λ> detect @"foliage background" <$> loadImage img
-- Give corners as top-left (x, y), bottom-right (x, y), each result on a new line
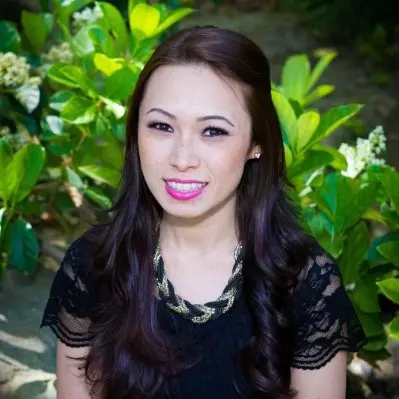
top-left (0, 0), bottom-right (398, 397)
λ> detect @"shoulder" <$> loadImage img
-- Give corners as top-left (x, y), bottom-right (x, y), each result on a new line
top-left (61, 225), bottom-right (104, 277)
top-left (295, 243), bottom-right (341, 293)
top-left (291, 241), bottom-right (367, 369)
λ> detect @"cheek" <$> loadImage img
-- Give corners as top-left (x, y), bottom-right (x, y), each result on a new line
top-left (138, 131), bottom-right (163, 170)
top-left (212, 142), bottom-right (249, 181)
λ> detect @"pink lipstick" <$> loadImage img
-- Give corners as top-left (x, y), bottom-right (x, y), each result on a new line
top-left (164, 179), bottom-right (207, 201)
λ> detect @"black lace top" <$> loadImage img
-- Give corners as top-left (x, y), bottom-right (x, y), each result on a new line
top-left (40, 233), bottom-right (367, 398)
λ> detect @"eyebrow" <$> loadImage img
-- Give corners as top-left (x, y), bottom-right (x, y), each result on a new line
top-left (145, 107), bottom-right (235, 127)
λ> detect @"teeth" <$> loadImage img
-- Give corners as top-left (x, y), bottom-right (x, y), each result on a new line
top-left (167, 181), bottom-right (205, 192)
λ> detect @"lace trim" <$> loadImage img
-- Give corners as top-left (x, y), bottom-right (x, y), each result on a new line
top-left (291, 248), bottom-right (367, 369)
top-left (40, 236), bottom-right (94, 347)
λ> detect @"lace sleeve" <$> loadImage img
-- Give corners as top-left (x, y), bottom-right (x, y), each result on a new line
top-left (291, 246), bottom-right (367, 370)
top-left (40, 234), bottom-right (96, 347)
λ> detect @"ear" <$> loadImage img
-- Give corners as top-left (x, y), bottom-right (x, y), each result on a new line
top-left (247, 145), bottom-right (262, 161)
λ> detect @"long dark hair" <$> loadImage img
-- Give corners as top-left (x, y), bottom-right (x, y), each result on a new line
top-left (82, 25), bottom-right (313, 399)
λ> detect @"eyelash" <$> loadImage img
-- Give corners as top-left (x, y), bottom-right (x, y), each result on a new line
top-left (147, 122), bottom-right (229, 137)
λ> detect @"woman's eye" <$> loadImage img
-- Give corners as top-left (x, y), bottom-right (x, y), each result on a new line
top-left (203, 127), bottom-right (229, 137)
top-left (148, 122), bottom-right (172, 132)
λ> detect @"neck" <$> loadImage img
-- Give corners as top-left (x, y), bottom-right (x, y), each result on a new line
top-left (159, 199), bottom-right (239, 256)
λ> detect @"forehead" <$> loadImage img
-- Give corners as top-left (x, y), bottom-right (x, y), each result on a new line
top-left (140, 64), bottom-right (249, 119)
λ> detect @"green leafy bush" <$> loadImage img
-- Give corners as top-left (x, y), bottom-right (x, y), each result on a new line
top-left (274, 55), bottom-right (399, 363)
top-left (0, 0), bottom-right (398, 367)
top-left (0, 0), bottom-right (193, 276)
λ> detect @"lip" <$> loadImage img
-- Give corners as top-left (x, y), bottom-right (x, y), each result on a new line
top-left (164, 179), bottom-right (208, 201)
top-left (164, 178), bottom-right (207, 184)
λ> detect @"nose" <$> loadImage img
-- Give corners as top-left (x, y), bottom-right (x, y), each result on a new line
top-left (169, 134), bottom-right (200, 172)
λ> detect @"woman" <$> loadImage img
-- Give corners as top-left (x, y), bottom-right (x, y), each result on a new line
top-left (41, 26), bottom-right (366, 399)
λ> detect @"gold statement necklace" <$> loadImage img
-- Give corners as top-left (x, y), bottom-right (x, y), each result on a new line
top-left (153, 242), bottom-right (244, 324)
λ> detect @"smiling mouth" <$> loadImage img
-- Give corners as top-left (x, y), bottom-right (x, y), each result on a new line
top-left (165, 180), bottom-right (207, 193)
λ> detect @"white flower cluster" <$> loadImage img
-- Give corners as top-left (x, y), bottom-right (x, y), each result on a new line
top-left (0, 52), bottom-right (42, 89)
top-left (43, 42), bottom-right (74, 64)
top-left (0, 52), bottom-right (31, 88)
top-left (339, 125), bottom-right (387, 178)
top-left (72, 4), bottom-right (104, 30)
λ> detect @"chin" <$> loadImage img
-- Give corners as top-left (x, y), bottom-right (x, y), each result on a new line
top-left (160, 202), bottom-right (210, 220)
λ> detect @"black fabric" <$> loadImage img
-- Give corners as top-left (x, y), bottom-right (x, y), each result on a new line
top-left (40, 234), bottom-right (367, 398)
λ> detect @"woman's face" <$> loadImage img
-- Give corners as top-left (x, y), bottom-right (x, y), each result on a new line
top-left (138, 63), bottom-right (257, 221)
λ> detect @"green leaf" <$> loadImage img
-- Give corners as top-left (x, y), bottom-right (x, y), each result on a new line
top-left (4, 144), bottom-right (46, 203)
top-left (284, 143), bottom-right (293, 167)
top-left (357, 310), bottom-right (386, 338)
top-left (98, 2), bottom-right (128, 52)
top-left (65, 166), bottom-right (84, 191)
top-left (104, 67), bottom-right (137, 100)
top-left (339, 221), bottom-right (369, 285)
top-left (100, 97), bottom-right (125, 119)
top-left (289, 149), bottom-right (334, 179)
top-left (0, 140), bottom-right (13, 199)
top-left (128, 0), bottom-right (145, 15)
top-left (362, 208), bottom-right (388, 226)
top-left (0, 21), bottom-right (21, 52)
top-left (378, 167), bottom-right (399, 212)
top-left (14, 85), bottom-right (40, 113)
top-left (47, 64), bottom-right (82, 88)
top-left (93, 53), bottom-right (124, 76)
top-left (312, 145), bottom-right (347, 170)
top-left (317, 173), bottom-right (352, 233)
top-left (47, 134), bottom-right (75, 156)
top-left (361, 333), bottom-right (387, 352)
top-left (360, 348), bottom-right (391, 362)
top-left (295, 111), bottom-right (320, 152)
top-left (318, 232), bottom-right (344, 259)
top-left (281, 54), bottom-right (310, 103)
top-left (271, 91), bottom-right (297, 148)
top-left (8, 218), bottom-right (39, 273)
top-left (14, 197), bottom-right (46, 215)
top-left (71, 25), bottom-right (95, 57)
top-left (78, 165), bottom-right (120, 187)
top-left (49, 90), bottom-right (74, 112)
top-left (84, 186), bottom-right (112, 208)
top-left (303, 84), bottom-right (335, 107)
top-left (48, 64), bottom-right (95, 96)
top-left (94, 113), bottom-right (111, 136)
top-left (97, 132), bottom-right (123, 171)
top-left (129, 3), bottom-right (160, 38)
top-left (388, 315), bottom-right (399, 340)
top-left (353, 276), bottom-right (380, 313)
top-left (307, 104), bottom-right (363, 149)
top-left (377, 241), bottom-right (399, 267)
top-left (346, 183), bottom-right (377, 230)
top-left (61, 95), bottom-right (97, 124)
top-left (21, 11), bottom-right (53, 50)
top-left (154, 7), bottom-right (194, 35)
top-left (87, 24), bottom-right (117, 57)
top-left (306, 49), bottom-right (337, 92)
top-left (377, 278), bottom-right (399, 304)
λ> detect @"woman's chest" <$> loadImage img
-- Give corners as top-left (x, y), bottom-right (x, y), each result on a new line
top-left (156, 297), bottom-right (254, 399)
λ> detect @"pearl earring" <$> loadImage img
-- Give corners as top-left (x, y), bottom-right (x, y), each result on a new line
top-left (254, 152), bottom-right (261, 159)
